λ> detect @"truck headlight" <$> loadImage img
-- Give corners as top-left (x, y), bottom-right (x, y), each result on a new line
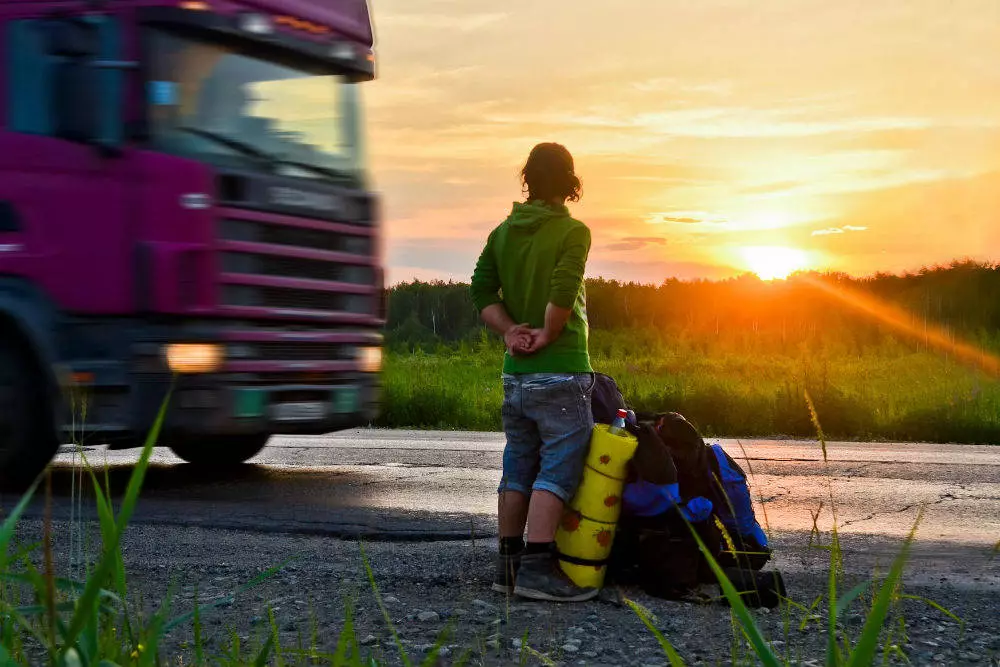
top-left (239, 12), bottom-right (273, 35)
top-left (165, 343), bottom-right (224, 374)
top-left (357, 346), bottom-right (382, 373)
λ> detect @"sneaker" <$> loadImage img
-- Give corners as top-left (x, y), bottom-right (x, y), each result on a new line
top-left (513, 552), bottom-right (599, 602)
top-left (491, 550), bottom-right (521, 594)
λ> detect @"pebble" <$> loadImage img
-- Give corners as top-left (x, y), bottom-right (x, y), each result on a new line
top-left (933, 654), bottom-right (947, 662)
top-left (958, 652), bottom-right (981, 662)
top-left (383, 596), bottom-right (400, 604)
top-left (561, 643), bottom-right (580, 654)
top-left (417, 611), bottom-right (441, 623)
top-left (511, 638), bottom-right (522, 649)
top-left (581, 651), bottom-right (599, 659)
top-left (360, 635), bottom-right (377, 646)
top-left (485, 640), bottom-right (499, 650)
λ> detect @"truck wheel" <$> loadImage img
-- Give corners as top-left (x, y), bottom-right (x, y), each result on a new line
top-left (0, 338), bottom-right (59, 489)
top-left (169, 435), bottom-right (269, 466)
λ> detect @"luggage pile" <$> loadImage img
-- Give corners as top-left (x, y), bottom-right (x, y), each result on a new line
top-left (582, 373), bottom-right (786, 608)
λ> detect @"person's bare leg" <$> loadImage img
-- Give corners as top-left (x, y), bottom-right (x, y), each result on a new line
top-left (493, 490), bottom-right (529, 593)
top-left (514, 488), bottom-right (597, 601)
top-left (524, 489), bottom-right (564, 542)
top-left (498, 490), bottom-right (529, 537)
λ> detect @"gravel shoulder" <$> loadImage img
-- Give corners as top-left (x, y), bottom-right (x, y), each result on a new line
top-left (11, 519), bottom-right (1000, 666)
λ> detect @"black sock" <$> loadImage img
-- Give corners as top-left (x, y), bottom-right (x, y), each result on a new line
top-left (525, 541), bottom-right (554, 555)
top-left (499, 536), bottom-right (525, 556)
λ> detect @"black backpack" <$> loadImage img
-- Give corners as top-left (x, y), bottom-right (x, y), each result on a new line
top-left (591, 372), bottom-right (628, 425)
top-left (591, 373), bottom-right (783, 606)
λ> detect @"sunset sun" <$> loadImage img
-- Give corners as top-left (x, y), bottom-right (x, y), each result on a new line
top-left (741, 246), bottom-right (809, 281)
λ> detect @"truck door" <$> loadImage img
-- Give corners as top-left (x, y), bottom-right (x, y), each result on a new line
top-left (0, 15), bottom-right (132, 314)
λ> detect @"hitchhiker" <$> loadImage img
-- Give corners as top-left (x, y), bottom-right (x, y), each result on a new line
top-left (469, 143), bottom-right (597, 602)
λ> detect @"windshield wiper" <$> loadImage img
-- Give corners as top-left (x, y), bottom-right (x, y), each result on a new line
top-left (177, 127), bottom-right (356, 184)
top-left (176, 126), bottom-right (272, 163)
top-left (271, 157), bottom-right (354, 183)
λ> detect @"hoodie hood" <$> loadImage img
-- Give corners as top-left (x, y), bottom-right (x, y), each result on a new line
top-left (505, 200), bottom-right (570, 232)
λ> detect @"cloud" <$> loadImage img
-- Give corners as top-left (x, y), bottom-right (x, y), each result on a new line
top-left (647, 211), bottom-right (730, 226)
top-left (607, 236), bottom-right (668, 252)
top-left (812, 225), bottom-right (869, 236)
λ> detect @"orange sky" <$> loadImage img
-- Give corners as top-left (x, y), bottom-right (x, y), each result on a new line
top-left (364, 0), bottom-right (1000, 284)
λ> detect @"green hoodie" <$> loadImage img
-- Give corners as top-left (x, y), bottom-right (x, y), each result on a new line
top-left (470, 201), bottom-right (593, 374)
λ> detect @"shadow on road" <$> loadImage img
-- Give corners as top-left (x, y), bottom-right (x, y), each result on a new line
top-left (4, 462), bottom-right (496, 541)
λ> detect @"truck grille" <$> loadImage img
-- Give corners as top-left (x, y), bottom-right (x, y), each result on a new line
top-left (222, 285), bottom-right (373, 314)
top-left (221, 252), bottom-right (375, 285)
top-left (231, 342), bottom-right (354, 362)
top-left (221, 219), bottom-right (372, 255)
top-left (218, 214), bottom-right (377, 319)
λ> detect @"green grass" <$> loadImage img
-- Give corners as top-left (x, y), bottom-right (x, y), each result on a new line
top-left (379, 329), bottom-right (1000, 443)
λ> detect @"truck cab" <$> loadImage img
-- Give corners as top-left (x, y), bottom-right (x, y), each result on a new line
top-left (0, 0), bottom-right (384, 485)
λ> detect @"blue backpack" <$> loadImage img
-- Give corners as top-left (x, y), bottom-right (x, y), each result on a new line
top-left (708, 444), bottom-right (771, 570)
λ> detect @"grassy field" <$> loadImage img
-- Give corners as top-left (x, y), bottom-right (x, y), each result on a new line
top-left (378, 330), bottom-right (1000, 443)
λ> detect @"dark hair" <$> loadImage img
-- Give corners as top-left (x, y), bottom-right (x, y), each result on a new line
top-left (521, 143), bottom-right (582, 203)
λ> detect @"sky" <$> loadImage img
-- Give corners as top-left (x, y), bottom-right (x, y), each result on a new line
top-left (362, 0), bottom-right (1000, 285)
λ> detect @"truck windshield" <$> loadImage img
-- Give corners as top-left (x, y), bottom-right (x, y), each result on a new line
top-left (146, 29), bottom-right (364, 183)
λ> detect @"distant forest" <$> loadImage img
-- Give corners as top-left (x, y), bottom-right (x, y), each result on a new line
top-left (385, 261), bottom-right (1000, 356)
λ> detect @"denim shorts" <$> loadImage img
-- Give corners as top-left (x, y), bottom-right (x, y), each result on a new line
top-left (498, 372), bottom-right (596, 503)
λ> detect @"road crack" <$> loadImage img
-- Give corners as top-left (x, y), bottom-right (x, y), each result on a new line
top-left (840, 490), bottom-right (974, 528)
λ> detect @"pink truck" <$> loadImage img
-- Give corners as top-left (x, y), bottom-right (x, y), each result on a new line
top-left (0, 0), bottom-right (384, 485)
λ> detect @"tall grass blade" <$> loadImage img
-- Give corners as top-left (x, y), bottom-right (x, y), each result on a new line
top-left (0, 478), bottom-right (40, 572)
top-left (193, 582), bottom-right (205, 667)
top-left (360, 541), bottom-right (411, 667)
top-left (0, 642), bottom-right (24, 667)
top-left (332, 597), bottom-right (358, 667)
top-left (81, 453), bottom-right (134, 646)
top-left (684, 522), bottom-right (781, 667)
top-left (625, 599), bottom-right (687, 666)
top-left (418, 623), bottom-right (454, 667)
top-left (163, 556), bottom-right (297, 634)
top-left (826, 524), bottom-right (842, 666)
top-left (253, 634), bottom-right (275, 667)
top-left (804, 391), bottom-right (828, 463)
top-left (896, 595), bottom-right (964, 630)
top-left (60, 391), bottom-right (171, 658)
top-left (835, 581), bottom-right (871, 617)
top-left (845, 507), bottom-right (923, 667)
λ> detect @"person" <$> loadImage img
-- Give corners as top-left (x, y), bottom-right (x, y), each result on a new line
top-left (469, 143), bottom-right (596, 602)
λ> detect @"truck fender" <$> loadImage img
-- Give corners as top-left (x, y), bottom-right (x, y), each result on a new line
top-left (0, 280), bottom-right (64, 414)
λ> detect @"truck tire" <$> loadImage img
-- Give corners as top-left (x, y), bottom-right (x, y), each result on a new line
top-left (169, 435), bottom-right (269, 466)
top-left (0, 337), bottom-right (59, 490)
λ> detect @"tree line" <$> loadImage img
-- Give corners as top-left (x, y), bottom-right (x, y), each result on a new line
top-left (385, 260), bottom-right (1000, 356)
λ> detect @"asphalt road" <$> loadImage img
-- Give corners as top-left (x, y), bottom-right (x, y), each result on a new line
top-left (19, 430), bottom-right (1000, 586)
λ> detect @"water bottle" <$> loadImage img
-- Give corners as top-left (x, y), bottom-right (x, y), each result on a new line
top-left (608, 409), bottom-right (628, 436)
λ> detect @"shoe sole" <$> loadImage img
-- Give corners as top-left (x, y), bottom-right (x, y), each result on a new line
top-left (513, 585), bottom-right (599, 602)
top-left (491, 582), bottom-right (514, 595)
